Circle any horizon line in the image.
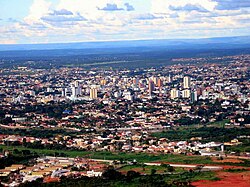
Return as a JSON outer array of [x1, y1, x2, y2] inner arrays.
[[1, 35, 250, 46]]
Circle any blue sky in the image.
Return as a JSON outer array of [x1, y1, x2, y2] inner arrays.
[[0, 0, 250, 44]]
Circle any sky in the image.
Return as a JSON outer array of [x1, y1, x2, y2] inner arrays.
[[0, 0, 250, 44]]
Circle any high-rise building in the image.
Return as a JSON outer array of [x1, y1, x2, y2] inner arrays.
[[71, 81, 81, 98], [74, 80, 80, 88], [152, 77, 158, 85], [90, 87, 98, 99], [170, 88, 180, 99], [191, 91, 198, 102], [166, 75, 172, 83], [71, 85, 78, 97], [100, 79, 107, 85], [133, 78, 139, 86], [183, 76, 191, 89], [61, 88, 66, 97], [182, 89, 191, 98], [148, 80, 155, 95], [157, 78, 163, 88]]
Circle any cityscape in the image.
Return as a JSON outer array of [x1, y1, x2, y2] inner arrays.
[[1, 0, 250, 187], [0, 53, 250, 186]]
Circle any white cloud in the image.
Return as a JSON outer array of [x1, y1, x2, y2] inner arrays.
[[151, 0, 217, 13], [25, 0, 52, 22], [1, 0, 250, 44]]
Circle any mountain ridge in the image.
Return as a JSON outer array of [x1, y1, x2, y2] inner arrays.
[[1, 35, 250, 52]]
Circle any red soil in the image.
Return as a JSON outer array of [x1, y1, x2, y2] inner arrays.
[[192, 171, 250, 187]]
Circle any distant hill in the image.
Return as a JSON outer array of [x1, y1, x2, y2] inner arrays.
[[0, 35, 250, 69], [0, 36, 250, 51]]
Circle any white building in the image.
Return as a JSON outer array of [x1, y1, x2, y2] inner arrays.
[[183, 76, 191, 89]]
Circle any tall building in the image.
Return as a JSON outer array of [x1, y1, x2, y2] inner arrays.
[[148, 80, 155, 95], [191, 91, 198, 102], [74, 80, 80, 87], [133, 78, 139, 86], [170, 88, 180, 99], [71, 81, 82, 98], [100, 79, 107, 85], [71, 85, 78, 97], [157, 78, 163, 88], [152, 77, 158, 85], [90, 87, 98, 99], [183, 76, 191, 89], [182, 89, 191, 98], [166, 75, 172, 83], [61, 88, 66, 97]]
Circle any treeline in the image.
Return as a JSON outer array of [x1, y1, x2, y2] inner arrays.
[[0, 128, 81, 138], [0, 153, 36, 169], [18, 167, 215, 187], [153, 127, 250, 143]]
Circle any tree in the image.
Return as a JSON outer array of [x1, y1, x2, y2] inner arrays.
[[161, 164, 174, 173], [194, 165, 204, 173], [102, 168, 123, 180], [150, 168, 156, 175], [127, 170, 140, 180]]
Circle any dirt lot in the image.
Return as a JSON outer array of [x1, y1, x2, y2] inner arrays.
[[192, 171, 250, 187]]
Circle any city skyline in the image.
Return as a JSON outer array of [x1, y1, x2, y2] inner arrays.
[[1, 0, 250, 44]]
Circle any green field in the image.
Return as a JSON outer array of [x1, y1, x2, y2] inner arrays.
[[2, 145, 250, 167], [0, 145, 214, 164], [118, 164, 183, 174]]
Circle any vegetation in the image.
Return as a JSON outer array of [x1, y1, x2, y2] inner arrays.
[[0, 128, 82, 139], [18, 169, 219, 187], [152, 127, 250, 143], [2, 145, 250, 168], [118, 164, 179, 175], [224, 168, 248, 173], [0, 145, 216, 165]]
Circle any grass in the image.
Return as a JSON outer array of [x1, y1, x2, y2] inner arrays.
[[1, 145, 250, 167], [152, 124, 250, 143], [0, 145, 214, 164], [191, 171, 220, 181], [106, 171, 220, 187], [118, 164, 183, 174], [207, 119, 230, 128]]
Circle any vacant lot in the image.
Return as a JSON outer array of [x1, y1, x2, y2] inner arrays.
[[192, 170, 250, 187]]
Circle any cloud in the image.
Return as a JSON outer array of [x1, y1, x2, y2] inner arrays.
[[1, 0, 250, 44], [98, 3, 124, 11], [169, 4, 209, 12], [215, 0, 250, 10], [124, 3, 134, 11], [50, 9, 73, 16], [134, 13, 163, 20], [41, 12, 87, 23], [7, 18, 19, 23], [27, 0, 52, 20]]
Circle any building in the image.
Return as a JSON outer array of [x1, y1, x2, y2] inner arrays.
[[71, 81, 81, 98], [166, 75, 172, 83], [170, 88, 180, 99], [157, 78, 163, 88], [90, 87, 98, 99], [182, 89, 191, 98], [191, 91, 198, 102], [183, 76, 191, 89], [148, 80, 155, 95], [133, 78, 139, 86]]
